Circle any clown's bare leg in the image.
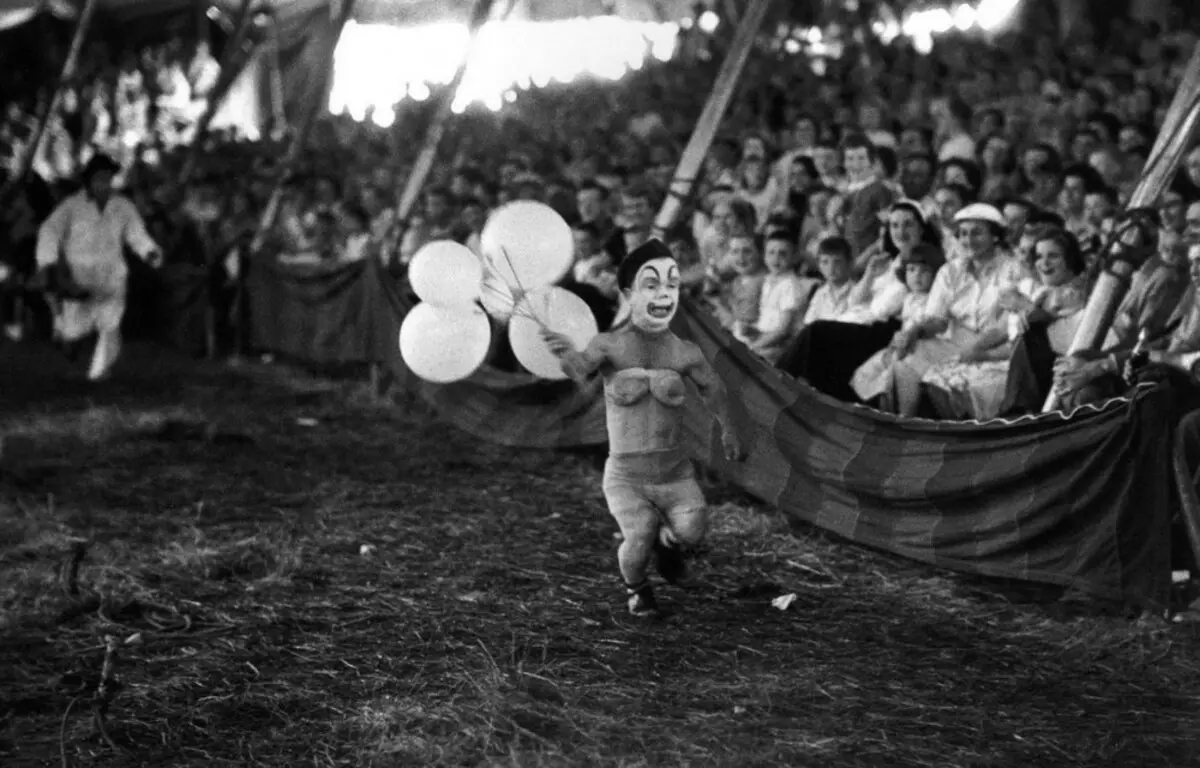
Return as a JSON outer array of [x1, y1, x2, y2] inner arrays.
[[603, 452, 709, 616]]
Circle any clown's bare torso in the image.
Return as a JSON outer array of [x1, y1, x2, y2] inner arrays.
[[593, 327, 705, 457]]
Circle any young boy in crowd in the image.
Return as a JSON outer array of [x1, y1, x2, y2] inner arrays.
[[724, 234, 767, 341], [745, 231, 819, 362], [804, 236, 856, 325]]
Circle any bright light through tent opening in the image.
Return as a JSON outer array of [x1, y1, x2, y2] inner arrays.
[[901, 0, 1022, 44], [329, 18, 680, 120]]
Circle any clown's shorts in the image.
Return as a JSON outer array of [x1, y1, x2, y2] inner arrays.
[[602, 450, 708, 543]]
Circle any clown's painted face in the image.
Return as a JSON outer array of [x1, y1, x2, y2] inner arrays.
[[625, 257, 680, 334]]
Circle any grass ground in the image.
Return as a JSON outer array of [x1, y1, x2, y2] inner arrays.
[[2, 342, 1199, 768]]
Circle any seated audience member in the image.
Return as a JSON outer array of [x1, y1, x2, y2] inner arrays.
[[923, 228, 1089, 420], [840, 133, 898, 258], [705, 197, 758, 288], [845, 199, 942, 322], [930, 181, 974, 260], [882, 203, 1033, 416], [803, 236, 856, 325], [664, 226, 704, 291], [720, 233, 767, 338], [339, 205, 371, 262], [998, 197, 1035, 248], [851, 242, 944, 407], [776, 201, 941, 403], [1053, 238, 1200, 409], [742, 230, 819, 363], [799, 185, 838, 273], [571, 222, 605, 278]]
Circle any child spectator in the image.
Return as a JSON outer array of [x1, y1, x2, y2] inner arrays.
[[723, 234, 767, 340], [744, 230, 819, 363], [804, 236, 856, 325], [851, 243, 943, 406], [664, 226, 704, 291]]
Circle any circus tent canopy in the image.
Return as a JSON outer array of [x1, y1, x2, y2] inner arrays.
[[0, 0, 702, 30]]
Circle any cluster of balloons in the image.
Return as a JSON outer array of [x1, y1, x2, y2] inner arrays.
[[398, 201, 601, 384]]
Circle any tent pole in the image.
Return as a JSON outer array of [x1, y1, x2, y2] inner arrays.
[[195, 0, 209, 52], [394, 0, 498, 223], [2, 0, 99, 194], [267, 25, 288, 134], [247, 0, 357, 256], [368, 0, 495, 399], [233, 0, 357, 359], [651, 0, 773, 237], [1043, 41, 1200, 413], [179, 0, 255, 187]]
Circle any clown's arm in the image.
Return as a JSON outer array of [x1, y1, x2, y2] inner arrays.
[[681, 342, 745, 461], [542, 330, 612, 384]]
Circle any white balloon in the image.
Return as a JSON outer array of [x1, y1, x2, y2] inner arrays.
[[508, 287, 599, 380], [399, 302, 491, 384], [408, 240, 483, 306], [480, 201, 573, 292]]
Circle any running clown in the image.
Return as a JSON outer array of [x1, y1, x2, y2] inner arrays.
[[542, 239, 745, 617]]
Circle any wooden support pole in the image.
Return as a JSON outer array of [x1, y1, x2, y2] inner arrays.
[[179, 0, 255, 187], [233, 0, 358, 360], [367, 0, 495, 397], [195, 0, 210, 53], [267, 27, 288, 134], [1043, 42, 1200, 413], [651, 0, 772, 237], [248, 0, 358, 255], [3, 0, 99, 194], [394, 0, 497, 222]]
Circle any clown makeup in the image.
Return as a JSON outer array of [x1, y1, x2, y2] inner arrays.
[[626, 258, 681, 334]]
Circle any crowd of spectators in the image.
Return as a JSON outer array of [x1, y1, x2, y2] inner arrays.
[[5, 4, 1200, 420]]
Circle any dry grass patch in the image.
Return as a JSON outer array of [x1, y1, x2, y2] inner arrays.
[[0, 348, 1198, 767]]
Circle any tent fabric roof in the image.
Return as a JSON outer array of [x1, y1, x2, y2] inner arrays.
[[0, 0, 697, 26]]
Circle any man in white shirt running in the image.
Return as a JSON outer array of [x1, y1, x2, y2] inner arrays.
[[35, 154, 162, 381]]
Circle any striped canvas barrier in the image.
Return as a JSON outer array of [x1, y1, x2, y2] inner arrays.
[[246, 256, 1177, 608]]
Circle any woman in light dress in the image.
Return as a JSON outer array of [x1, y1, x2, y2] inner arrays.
[[883, 203, 1035, 417], [921, 228, 1089, 420]]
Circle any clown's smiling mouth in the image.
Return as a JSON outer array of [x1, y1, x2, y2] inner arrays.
[[647, 302, 675, 319]]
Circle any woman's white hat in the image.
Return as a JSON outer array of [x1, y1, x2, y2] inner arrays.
[[953, 203, 1006, 228]]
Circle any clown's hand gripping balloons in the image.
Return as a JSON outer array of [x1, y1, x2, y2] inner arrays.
[[541, 240, 745, 618]]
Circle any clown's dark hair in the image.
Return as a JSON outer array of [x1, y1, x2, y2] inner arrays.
[[616, 239, 676, 291]]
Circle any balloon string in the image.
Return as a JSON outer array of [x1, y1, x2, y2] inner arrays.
[[498, 246, 549, 330], [478, 280, 545, 326]]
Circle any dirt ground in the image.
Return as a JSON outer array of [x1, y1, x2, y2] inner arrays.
[[2, 342, 1199, 768]]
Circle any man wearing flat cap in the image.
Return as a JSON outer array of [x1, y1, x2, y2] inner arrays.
[[34, 154, 162, 381]]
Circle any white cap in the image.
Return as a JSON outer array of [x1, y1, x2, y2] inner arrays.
[[954, 203, 1006, 228]]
